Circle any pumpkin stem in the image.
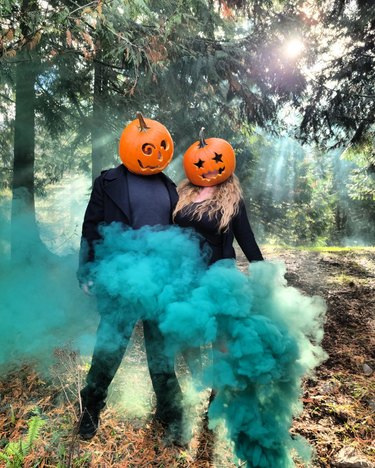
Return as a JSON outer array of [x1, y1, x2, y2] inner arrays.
[[136, 112, 150, 131], [199, 127, 207, 148]]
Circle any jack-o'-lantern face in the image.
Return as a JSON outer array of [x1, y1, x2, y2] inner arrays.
[[183, 128, 236, 186], [119, 113, 174, 175]]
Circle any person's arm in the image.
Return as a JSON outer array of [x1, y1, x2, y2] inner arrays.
[[232, 200, 264, 262], [77, 176, 105, 291]]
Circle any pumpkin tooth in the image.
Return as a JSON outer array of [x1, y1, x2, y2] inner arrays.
[[202, 169, 222, 179], [138, 159, 159, 170]]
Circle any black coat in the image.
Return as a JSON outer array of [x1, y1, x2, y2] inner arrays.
[[222, 200, 264, 262], [78, 164, 178, 279], [174, 198, 263, 264]]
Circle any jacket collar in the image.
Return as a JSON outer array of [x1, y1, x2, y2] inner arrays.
[[102, 165, 131, 221], [102, 164, 178, 222]]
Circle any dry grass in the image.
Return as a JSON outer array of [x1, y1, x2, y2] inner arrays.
[[0, 344, 237, 467], [1, 247, 374, 467]]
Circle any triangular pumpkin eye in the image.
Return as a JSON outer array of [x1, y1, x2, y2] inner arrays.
[[161, 140, 167, 149], [194, 159, 205, 168], [213, 152, 223, 163]]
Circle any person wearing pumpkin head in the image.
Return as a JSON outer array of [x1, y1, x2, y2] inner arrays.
[[174, 127, 263, 267], [77, 113, 185, 444], [173, 128, 264, 382]]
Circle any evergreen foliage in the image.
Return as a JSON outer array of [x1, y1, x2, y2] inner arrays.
[[298, 0, 375, 149], [0, 0, 374, 246]]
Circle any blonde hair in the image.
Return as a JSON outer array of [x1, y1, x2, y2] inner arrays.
[[173, 174, 243, 232]]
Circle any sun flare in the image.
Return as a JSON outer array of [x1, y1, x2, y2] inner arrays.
[[284, 38, 305, 58]]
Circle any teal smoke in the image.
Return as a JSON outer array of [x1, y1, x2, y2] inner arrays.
[[200, 262, 326, 466], [91, 223, 208, 311], [91, 224, 327, 465], [0, 209, 96, 368], [1, 206, 326, 465]]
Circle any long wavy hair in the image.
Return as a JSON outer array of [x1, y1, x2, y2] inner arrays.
[[173, 174, 243, 232]]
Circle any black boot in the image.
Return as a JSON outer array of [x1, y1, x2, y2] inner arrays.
[[78, 386, 106, 440], [163, 419, 189, 448], [78, 405, 101, 440], [153, 399, 188, 448]]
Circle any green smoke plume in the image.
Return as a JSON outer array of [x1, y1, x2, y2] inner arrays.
[[1, 204, 326, 465], [91, 224, 327, 466], [0, 207, 96, 369]]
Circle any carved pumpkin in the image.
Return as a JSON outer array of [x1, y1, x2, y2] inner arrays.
[[119, 112, 174, 175], [183, 128, 236, 186]]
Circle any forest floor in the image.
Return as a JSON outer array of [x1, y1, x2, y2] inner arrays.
[[0, 246, 374, 467]]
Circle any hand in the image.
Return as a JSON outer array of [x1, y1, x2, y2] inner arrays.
[[218, 343, 228, 353], [80, 280, 94, 295], [214, 338, 228, 354]]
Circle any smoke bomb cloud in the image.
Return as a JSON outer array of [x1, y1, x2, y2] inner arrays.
[[89, 223, 327, 465], [1, 203, 326, 465], [0, 204, 96, 370]]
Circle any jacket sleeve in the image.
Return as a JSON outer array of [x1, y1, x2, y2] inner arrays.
[[232, 200, 264, 262], [77, 175, 105, 282]]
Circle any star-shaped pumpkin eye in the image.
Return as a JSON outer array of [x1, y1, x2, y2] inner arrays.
[[213, 152, 223, 163], [194, 159, 205, 168]]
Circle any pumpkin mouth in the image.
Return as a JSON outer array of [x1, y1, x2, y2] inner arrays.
[[201, 167, 225, 179], [137, 159, 161, 170]]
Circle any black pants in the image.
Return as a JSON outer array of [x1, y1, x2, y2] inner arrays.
[[81, 301, 183, 424]]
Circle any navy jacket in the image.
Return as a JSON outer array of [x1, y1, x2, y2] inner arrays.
[[78, 164, 178, 279]]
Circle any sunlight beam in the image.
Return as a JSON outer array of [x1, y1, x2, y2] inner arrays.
[[284, 38, 305, 58]]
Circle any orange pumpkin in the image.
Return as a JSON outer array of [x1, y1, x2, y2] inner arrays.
[[119, 112, 174, 175], [183, 128, 236, 186]]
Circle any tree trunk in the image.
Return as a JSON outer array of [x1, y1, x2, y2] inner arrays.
[[10, 0, 43, 262], [91, 52, 109, 182], [12, 57, 36, 202]]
